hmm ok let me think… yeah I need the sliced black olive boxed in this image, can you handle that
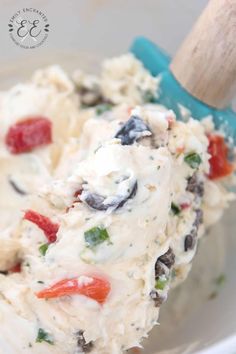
[154,261,165,279]
[83,181,138,211]
[186,173,204,197]
[83,193,107,211]
[150,290,164,307]
[8,178,27,196]
[115,181,138,208]
[184,209,203,252]
[184,234,195,252]
[76,330,93,353]
[194,209,203,228]
[114,115,152,145]
[158,248,175,269]
[78,86,105,107]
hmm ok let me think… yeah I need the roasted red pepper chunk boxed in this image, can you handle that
[74,188,83,201]
[24,210,59,243]
[66,189,83,213]
[9,263,21,273]
[208,134,234,180]
[166,115,175,129]
[36,275,111,304]
[5,116,52,154]
[180,203,190,210]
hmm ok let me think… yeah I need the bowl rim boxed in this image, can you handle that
[198,334,236,354]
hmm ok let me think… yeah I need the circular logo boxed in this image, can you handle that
[8,8,49,49]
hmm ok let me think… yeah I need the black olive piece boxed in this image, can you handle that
[158,248,175,269]
[9,178,27,196]
[186,173,204,197]
[184,234,196,252]
[150,290,164,307]
[194,209,203,228]
[114,115,152,145]
[83,193,107,211]
[190,227,198,239]
[78,86,105,107]
[155,261,165,279]
[76,330,94,353]
[83,181,138,211]
[115,181,138,208]
[0,271,8,275]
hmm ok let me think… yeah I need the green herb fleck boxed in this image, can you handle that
[184,152,202,169]
[171,202,181,215]
[208,291,217,300]
[39,243,49,256]
[215,274,226,287]
[84,226,110,248]
[155,277,168,290]
[208,274,226,300]
[28,343,32,348]
[37,280,44,284]
[36,328,54,345]
[143,90,156,103]
[96,103,112,115]
[81,103,90,109]
[171,269,177,279]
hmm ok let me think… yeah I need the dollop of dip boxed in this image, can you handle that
[0,55,234,354]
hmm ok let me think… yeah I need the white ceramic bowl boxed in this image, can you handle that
[0,1,235,353]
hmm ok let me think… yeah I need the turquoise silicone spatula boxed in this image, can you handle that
[130,0,236,143]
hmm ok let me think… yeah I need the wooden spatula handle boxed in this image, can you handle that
[170,0,236,109]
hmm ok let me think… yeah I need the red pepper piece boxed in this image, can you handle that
[127,107,134,116]
[5,116,52,154]
[24,210,59,243]
[167,115,175,128]
[36,276,111,304]
[180,203,190,210]
[74,188,83,201]
[208,134,234,180]
[131,348,141,354]
[9,263,21,273]
[66,189,83,213]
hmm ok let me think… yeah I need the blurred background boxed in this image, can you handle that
[0,0,208,84]
[1,0,208,58]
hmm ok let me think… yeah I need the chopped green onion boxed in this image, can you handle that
[171,202,181,215]
[155,277,168,290]
[209,274,226,300]
[208,291,217,300]
[96,103,112,115]
[84,226,110,248]
[39,243,49,256]
[36,328,54,345]
[215,274,226,287]
[184,153,202,169]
